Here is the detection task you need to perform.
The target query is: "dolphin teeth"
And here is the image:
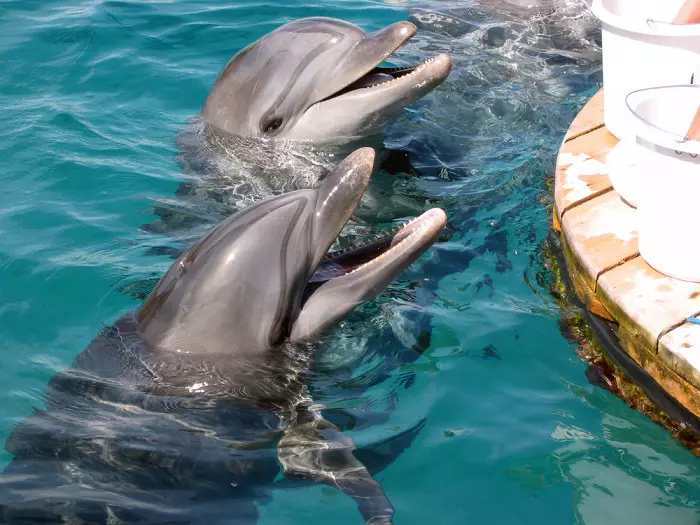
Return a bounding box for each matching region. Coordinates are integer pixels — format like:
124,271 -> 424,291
360,55 -> 440,90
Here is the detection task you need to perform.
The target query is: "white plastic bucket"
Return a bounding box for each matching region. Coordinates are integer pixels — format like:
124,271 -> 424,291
592,0 -> 700,141
605,138 -> 651,208
626,85 -> 700,282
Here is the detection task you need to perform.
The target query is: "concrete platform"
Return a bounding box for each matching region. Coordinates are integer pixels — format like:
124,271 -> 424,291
553,89 -> 700,418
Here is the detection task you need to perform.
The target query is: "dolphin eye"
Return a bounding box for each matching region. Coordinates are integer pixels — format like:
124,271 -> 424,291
262,117 -> 283,134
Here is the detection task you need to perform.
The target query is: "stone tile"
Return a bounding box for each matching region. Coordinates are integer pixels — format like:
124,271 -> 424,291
620,324 -> 700,418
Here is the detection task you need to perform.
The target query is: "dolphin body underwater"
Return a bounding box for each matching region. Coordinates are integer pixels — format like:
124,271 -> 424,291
146,17 -> 453,241
0,149 -> 447,525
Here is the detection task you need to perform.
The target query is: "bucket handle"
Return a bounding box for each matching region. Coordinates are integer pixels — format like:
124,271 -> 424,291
624,85 -> 694,145
645,18 -> 700,35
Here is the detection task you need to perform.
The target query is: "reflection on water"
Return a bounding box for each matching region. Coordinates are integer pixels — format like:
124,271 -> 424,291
508,396 -> 700,524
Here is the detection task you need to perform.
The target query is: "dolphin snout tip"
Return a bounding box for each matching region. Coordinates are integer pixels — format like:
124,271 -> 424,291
354,146 -> 376,162
348,146 -> 376,175
386,20 -> 417,39
434,53 -> 453,78
401,20 -> 418,36
424,208 -> 448,231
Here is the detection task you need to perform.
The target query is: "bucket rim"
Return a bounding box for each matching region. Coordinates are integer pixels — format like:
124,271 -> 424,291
592,0 -> 700,37
625,85 -> 700,155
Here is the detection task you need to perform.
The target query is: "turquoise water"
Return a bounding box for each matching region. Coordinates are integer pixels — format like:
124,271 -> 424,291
1,0 -> 700,523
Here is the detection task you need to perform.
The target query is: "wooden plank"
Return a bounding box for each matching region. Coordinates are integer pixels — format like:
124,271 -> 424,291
554,127 -> 617,221
564,89 -> 606,142
596,257 -> 700,353
659,323 -> 700,391
560,233 -> 615,321
554,87 -> 700,424
561,190 -> 639,295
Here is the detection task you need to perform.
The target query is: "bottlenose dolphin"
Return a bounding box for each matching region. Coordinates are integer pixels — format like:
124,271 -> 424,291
0,148 -> 447,525
201,17 -> 452,144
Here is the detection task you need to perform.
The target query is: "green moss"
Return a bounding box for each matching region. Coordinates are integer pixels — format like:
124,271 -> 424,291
542,230 -> 700,455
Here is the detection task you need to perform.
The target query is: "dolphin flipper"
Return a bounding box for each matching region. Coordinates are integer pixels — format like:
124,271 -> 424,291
354,417 -> 426,476
277,410 -> 395,525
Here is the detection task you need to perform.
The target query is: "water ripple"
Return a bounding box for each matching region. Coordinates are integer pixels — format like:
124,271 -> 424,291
2,0 -> 700,523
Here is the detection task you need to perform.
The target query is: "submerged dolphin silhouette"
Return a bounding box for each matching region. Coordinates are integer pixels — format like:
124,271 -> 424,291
0,148 -> 446,524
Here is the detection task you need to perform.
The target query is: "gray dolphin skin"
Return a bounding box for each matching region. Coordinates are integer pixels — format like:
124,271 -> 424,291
0,148 -> 446,525
201,17 -> 452,143
137,147 -> 446,356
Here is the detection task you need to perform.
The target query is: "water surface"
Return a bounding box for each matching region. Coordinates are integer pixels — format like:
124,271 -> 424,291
1,0 -> 699,523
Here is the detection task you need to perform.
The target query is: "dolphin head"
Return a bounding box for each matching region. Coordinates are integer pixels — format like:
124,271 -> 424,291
136,148 -> 446,355
200,17 -> 452,144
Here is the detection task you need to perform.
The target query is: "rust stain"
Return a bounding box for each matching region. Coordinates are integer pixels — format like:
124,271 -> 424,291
581,232 -> 628,252
690,291 -> 700,300
657,283 -> 673,293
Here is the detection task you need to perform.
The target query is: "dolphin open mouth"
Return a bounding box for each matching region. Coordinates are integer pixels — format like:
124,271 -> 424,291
326,56 -> 451,102
283,147 -> 447,342
314,21 -> 452,107
289,206 -> 446,341
307,208 -> 447,291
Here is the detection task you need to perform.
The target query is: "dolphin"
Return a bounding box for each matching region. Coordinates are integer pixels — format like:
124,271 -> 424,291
200,17 -> 452,144
0,148 -> 447,525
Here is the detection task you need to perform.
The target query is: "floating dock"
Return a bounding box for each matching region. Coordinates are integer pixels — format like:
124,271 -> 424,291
553,90 -> 700,420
